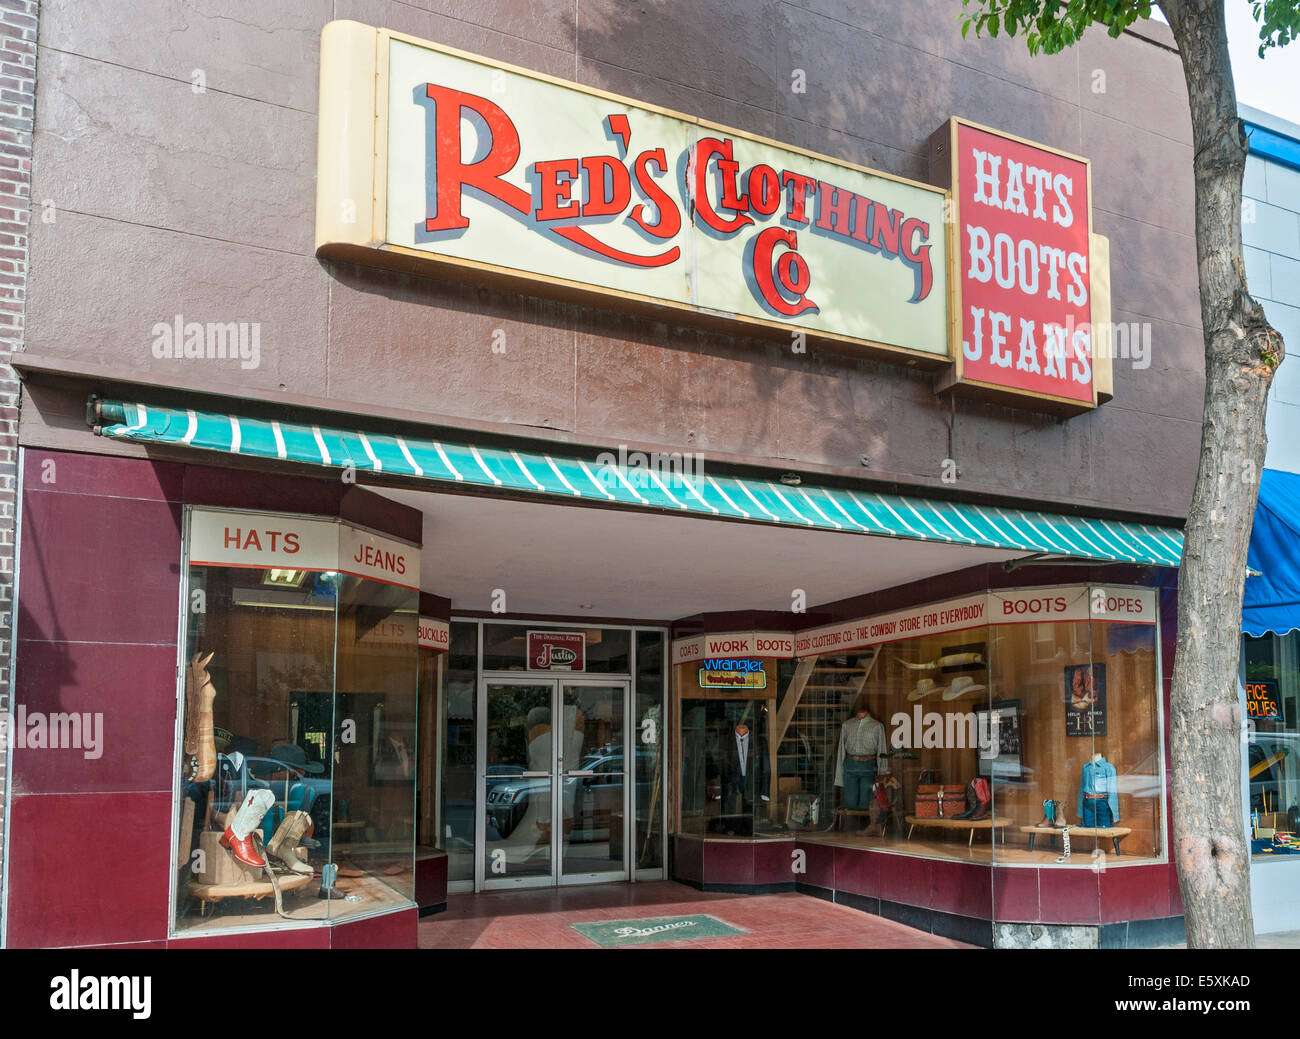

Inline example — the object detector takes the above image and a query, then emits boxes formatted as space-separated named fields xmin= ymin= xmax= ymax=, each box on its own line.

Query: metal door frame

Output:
xmin=557 ymin=677 xmax=632 ymax=887
xmin=474 ymin=675 xmax=631 ymax=891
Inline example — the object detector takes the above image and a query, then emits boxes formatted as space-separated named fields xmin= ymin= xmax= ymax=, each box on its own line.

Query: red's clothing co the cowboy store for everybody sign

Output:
xmin=316 ymin=22 xmax=1110 ymax=413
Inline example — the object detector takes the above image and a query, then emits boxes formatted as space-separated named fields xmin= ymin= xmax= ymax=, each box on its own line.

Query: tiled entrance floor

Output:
xmin=418 ymin=882 xmax=977 ymax=949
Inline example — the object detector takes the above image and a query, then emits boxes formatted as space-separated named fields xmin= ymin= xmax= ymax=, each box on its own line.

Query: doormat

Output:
xmin=572 ymin=914 xmax=747 ymax=947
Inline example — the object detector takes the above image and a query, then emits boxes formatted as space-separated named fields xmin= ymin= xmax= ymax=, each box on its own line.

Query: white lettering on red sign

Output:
xmin=957 ymin=122 xmax=1093 ymax=405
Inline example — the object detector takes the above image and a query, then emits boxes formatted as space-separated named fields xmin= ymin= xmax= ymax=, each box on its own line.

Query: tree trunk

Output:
xmin=1159 ymin=0 xmax=1284 ymax=948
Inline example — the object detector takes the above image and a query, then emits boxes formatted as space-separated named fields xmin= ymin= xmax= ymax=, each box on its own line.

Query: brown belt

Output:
xmin=1084 ymin=793 xmax=1107 ymax=800
xmin=846 ymin=754 xmax=876 ymax=761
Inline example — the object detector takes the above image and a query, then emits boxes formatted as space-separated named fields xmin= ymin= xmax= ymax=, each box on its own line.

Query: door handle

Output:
xmin=566 ymin=770 xmax=597 ymax=777
xmin=520 ymin=772 xmax=550 ymax=778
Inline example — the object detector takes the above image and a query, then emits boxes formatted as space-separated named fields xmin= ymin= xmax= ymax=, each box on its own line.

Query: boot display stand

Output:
xmin=1018 ymin=824 xmax=1132 ymax=856
xmin=904 ymin=814 xmax=1012 ymax=847
xmin=187 ymin=831 xmax=315 ymax=917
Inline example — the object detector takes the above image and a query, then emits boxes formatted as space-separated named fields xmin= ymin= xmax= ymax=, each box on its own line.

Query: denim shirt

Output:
xmin=1077 ymin=757 xmax=1119 ymax=821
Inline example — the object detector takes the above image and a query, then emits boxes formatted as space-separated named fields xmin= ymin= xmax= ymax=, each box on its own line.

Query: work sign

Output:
xmin=319 ymin=22 xmax=947 ymax=362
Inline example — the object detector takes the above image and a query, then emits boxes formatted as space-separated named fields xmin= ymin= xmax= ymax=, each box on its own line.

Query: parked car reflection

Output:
xmin=486 ymin=748 xmax=655 ymax=840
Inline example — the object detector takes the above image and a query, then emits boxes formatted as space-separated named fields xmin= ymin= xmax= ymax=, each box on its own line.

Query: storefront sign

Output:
xmin=936 ymin=118 xmax=1100 ymax=412
xmin=1247 ymin=680 xmax=1282 ymax=720
xmin=418 ymin=616 xmax=450 ymax=651
xmin=317 ymin=22 xmax=948 ymax=364
xmin=338 ymin=524 xmax=418 ymax=589
xmin=698 ymin=658 xmax=767 ymax=689
xmin=796 ymin=593 xmax=991 ymax=656
xmin=188 ymin=508 xmax=421 ymax=591
xmin=671 ymin=585 xmax=1157 ymax=663
xmin=672 ymin=631 xmax=794 ymax=665
xmin=527 ymin=630 xmax=586 ymax=671
xmin=189 ymin=509 xmax=339 ymax=571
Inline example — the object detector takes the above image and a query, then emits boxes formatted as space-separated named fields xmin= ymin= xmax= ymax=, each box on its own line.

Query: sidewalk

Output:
xmin=418 ymin=881 xmax=976 ymax=949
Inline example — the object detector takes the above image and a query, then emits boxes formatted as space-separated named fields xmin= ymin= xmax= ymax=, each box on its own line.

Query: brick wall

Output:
xmin=0 ymin=0 xmax=37 ymax=945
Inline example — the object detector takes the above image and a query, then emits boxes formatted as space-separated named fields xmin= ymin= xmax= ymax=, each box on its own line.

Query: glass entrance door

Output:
xmin=478 ymin=678 xmax=629 ymax=890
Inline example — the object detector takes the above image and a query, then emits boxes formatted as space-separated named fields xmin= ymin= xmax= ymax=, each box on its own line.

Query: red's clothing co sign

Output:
xmin=317 ymin=24 xmax=1109 ymax=414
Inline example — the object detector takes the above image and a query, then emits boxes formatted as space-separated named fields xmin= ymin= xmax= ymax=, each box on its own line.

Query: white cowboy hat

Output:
xmin=908 ymin=678 xmax=943 ymax=702
xmin=941 ymin=675 xmax=988 ymax=701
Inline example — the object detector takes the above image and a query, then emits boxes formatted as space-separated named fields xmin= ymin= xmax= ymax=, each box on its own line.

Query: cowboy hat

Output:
xmin=908 ymin=678 xmax=942 ymax=702
xmin=941 ymin=675 xmax=988 ymax=701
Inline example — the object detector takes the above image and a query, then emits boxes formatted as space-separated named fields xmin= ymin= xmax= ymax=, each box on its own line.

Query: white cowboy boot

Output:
xmin=220 ymin=789 xmax=274 ymax=868
xmin=267 ymin=810 xmax=314 ymax=875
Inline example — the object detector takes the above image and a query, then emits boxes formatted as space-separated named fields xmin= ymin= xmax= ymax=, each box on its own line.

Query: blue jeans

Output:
xmin=842 ymin=758 xmax=877 ymax=811
xmin=1082 ymin=800 xmax=1113 ymax=827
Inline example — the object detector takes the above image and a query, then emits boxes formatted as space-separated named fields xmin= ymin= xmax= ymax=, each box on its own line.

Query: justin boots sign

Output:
xmin=316 ymin=23 xmax=1111 ymax=412
xmin=316 ymin=21 xmax=948 ymax=365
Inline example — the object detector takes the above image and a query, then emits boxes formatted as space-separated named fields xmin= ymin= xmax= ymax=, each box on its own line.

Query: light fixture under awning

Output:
xmin=89 ymin=397 xmax=1184 ymax=568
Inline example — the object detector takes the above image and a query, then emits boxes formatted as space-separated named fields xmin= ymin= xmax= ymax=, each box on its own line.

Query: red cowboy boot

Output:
xmin=221 ymin=827 xmax=266 ymax=868
xmin=221 ymin=790 xmax=273 ymax=868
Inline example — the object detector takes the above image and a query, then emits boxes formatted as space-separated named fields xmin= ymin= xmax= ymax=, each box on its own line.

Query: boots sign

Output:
xmin=934 ymin=118 xmax=1100 ymax=411
xmin=318 ymin=22 xmax=948 ymax=365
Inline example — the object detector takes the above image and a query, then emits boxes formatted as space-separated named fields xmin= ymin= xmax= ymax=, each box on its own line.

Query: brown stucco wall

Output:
xmin=18 ymin=0 xmax=1202 ymax=520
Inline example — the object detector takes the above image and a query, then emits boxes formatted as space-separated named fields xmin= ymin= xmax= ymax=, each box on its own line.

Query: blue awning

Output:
xmin=90 ymin=397 xmax=1184 ymax=567
xmin=1245 ymin=469 xmax=1300 ymax=637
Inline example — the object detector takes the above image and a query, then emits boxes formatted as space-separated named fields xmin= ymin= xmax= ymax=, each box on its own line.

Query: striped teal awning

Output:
xmin=91 ymin=398 xmax=1184 ymax=567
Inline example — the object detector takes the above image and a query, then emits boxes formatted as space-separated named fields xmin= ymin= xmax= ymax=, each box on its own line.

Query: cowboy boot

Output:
xmin=1036 ymin=798 xmax=1055 ymax=827
xmin=953 ymin=780 xmax=979 ymax=820
xmin=864 ymin=798 xmax=886 ymax=837
xmin=967 ymin=778 xmax=992 ymax=821
xmin=1053 ymin=800 xmax=1070 ymax=829
xmin=220 ymin=789 xmax=273 ymax=868
xmin=268 ymin=810 xmax=314 ymax=875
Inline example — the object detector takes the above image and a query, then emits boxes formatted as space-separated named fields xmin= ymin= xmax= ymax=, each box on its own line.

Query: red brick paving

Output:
xmin=418 ymin=882 xmax=976 ymax=949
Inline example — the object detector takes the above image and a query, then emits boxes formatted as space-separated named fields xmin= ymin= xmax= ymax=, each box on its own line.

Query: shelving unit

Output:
xmin=771 ymin=650 xmax=879 ymax=830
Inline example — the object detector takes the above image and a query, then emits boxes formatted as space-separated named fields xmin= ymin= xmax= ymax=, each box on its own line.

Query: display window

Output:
xmin=1243 ymin=632 xmax=1300 ymax=857
xmin=172 ymin=508 xmax=420 ymax=934
xmin=671 ymin=585 xmax=1165 ymax=868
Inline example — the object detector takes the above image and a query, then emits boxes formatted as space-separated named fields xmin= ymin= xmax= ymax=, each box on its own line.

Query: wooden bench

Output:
xmin=905 ymin=815 xmax=1011 ymax=847
xmin=1019 ymin=825 xmax=1132 ymax=855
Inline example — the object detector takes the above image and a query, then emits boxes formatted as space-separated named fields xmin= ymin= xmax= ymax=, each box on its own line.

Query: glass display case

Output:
xmin=172 ymin=508 xmax=420 ymax=933
xmin=671 ymin=584 xmax=1165 ymax=868
xmin=1243 ymin=631 xmax=1300 ymax=854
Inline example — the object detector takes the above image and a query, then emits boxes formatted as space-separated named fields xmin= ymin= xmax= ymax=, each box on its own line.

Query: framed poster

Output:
xmin=1064 ymin=663 xmax=1107 ymax=737
xmin=976 ymin=698 xmax=1023 ymax=780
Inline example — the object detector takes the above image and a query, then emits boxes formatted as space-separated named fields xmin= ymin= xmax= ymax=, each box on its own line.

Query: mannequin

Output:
xmin=834 ymin=697 xmax=888 ymax=825
xmin=513 ymin=704 xmax=585 ymax=850
xmin=1077 ymin=751 xmax=1119 ymax=827
xmin=712 ymin=718 xmax=770 ymax=835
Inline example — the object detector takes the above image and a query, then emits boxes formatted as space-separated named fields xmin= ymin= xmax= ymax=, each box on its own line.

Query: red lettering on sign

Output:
xmin=754 ymin=227 xmax=817 ymax=317
xmin=423 ymin=85 xmax=678 ymax=268
xmin=691 ymin=137 xmax=753 ymax=234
